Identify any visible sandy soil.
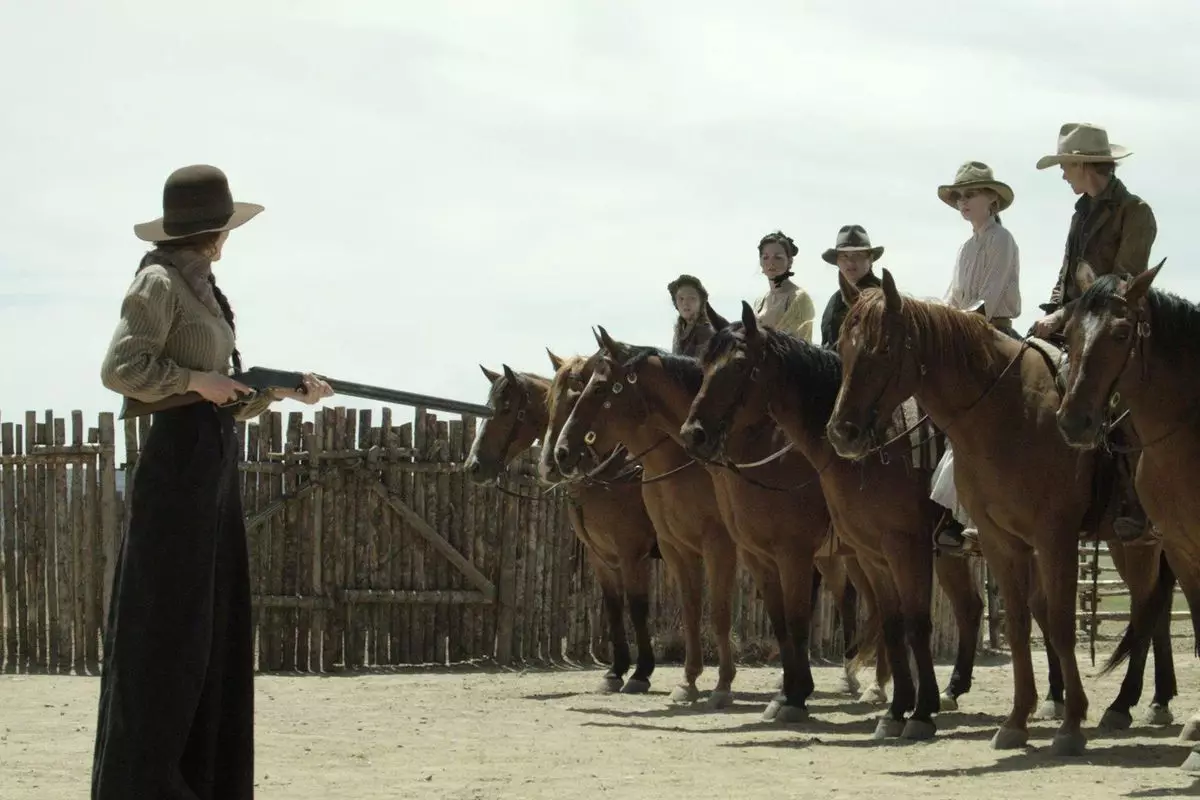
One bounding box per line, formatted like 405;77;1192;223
3;648;1199;800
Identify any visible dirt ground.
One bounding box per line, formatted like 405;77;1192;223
3;647;1200;800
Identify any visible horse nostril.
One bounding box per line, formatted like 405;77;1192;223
554;445;571;465
835;422;861;443
465;459;479;474
690;426;708;447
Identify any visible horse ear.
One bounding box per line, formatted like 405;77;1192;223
1075;260;1098;294
502;364;517;383
480;364;501;384
881;268;903;314
545;348;565;371
740;300;760;340
1122;257;1166;308
838;270;861;307
596;325;624;360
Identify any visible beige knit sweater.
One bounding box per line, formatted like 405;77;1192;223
100;263;274;420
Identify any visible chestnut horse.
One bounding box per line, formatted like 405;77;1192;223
1054;263;1200;771
680;302;985;741
824;268;1125;756
544;347;741;708
552;328;891;721
463;363;660;693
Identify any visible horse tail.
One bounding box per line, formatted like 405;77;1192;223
1100;548;1176;676
846;608;883;676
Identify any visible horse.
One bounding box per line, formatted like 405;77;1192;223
1054;263;1200;771
548;339;742;709
823;267;1131;755
679;301;987;741
555;327;896;721
463;362;661;693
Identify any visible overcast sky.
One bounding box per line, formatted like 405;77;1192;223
2;1;1197;452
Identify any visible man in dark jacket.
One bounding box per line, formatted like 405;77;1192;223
1030;122;1157;543
819;224;884;349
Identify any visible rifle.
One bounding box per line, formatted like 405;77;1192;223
118;366;494;420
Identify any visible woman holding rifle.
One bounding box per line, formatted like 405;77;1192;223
92;164;333;800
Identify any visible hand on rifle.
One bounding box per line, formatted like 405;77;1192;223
188;371;252;405
275;373;335;405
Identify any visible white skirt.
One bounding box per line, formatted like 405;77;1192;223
930;443;971;526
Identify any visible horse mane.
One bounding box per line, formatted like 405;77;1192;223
1078;273;1200;365
546;352;599;423
703;321;843;435
616;344;705;395
846;286;1001;374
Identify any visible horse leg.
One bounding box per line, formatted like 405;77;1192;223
861;565;914;739
777;547;817;722
1098;539;1166;730
1147;583;1178;725
660;540;705;705
979;532;1038;750
837;565;863;696
887;537;939;740
932;553;983;710
1035;534;1090;756
845;555;889;704
1028;568;1066;721
621;554;655;694
702;532;739;710
745;553;797;722
591;561;631;693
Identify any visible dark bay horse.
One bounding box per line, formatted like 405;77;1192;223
824;268;1124;756
554;327;890;721
1054;263;1200;771
548;339;742;710
463;363;660;693
679;302;985;741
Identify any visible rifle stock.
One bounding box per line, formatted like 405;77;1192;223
118;367;494;420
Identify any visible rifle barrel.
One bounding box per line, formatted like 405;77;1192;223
322;378;493;418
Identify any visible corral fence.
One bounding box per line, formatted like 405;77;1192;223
0;403;1062;677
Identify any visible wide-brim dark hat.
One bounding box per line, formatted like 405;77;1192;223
667;274;710;303
821;224;884;265
133;164;264;242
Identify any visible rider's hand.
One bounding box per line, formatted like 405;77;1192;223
1032;309;1064;339
276;373;335;405
187;370;252;404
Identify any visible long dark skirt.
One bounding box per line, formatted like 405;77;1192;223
91;404;254;800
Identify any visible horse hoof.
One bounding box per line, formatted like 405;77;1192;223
762;693;786;721
938;692;959;713
774;704;810;724
598;675;624;694
860;686;888;705
1050;730;1087;757
872;717;905;740
1181;746;1200;774
1033;700;1065;721
1145;703;1175;726
706;689;734;710
669;684;700;704
990;726;1029;750
902;718;937;740
1098;708;1132;732
1180;719;1200;742
621;678;651;695
838;674;862;696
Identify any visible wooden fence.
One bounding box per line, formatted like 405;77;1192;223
3;405;997;676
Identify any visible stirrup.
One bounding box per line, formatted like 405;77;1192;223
1112;515;1149;543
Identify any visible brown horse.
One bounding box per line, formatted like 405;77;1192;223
824;268;1116;755
540;348;890;709
463;363;660;693
549;339;743;709
1054;264;1200;770
555;327;895;721
680;302;986;741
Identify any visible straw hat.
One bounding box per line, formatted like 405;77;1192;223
936;161;1014;212
1035;123;1131;170
821;224;884;265
134;164;264;242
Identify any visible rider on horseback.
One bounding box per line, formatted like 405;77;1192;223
819;225;884;350
667;274;728;358
928;161;1022;555
1028;123;1158;543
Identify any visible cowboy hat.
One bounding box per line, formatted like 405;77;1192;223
133;164;264;242
1035;122;1131;170
821;224;884;265
936;161;1014;212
